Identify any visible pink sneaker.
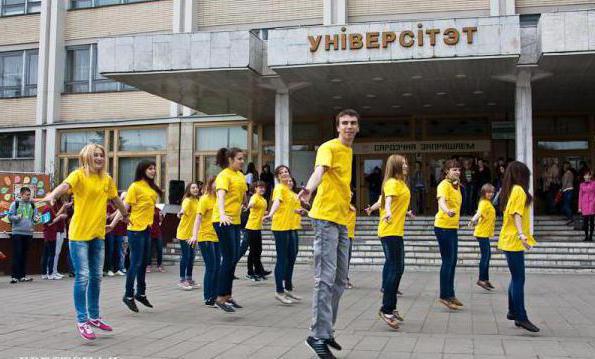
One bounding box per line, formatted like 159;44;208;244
157;266;166;273
88;318;113;332
77;322;96;340
146;266;152;273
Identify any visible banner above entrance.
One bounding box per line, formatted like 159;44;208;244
353;140;491;155
268;16;520;67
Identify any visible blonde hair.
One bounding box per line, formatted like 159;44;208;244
78;143;106;176
380;154;408;207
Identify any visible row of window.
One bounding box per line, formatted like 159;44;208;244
0;0;152;16
0;132;34;159
0;45;132;99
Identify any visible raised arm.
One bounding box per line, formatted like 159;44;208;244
298;165;327;203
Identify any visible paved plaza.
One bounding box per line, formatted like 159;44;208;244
1;266;595;359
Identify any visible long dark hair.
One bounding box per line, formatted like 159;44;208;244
134;160;163;196
499;161;532;212
246;162;258;177
215;147;243;169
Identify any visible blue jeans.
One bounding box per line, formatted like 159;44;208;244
273;231;291;293
477;237;491;281
69;239;104;323
198;241;220;301
562;190;574;220
505;251;528;321
150;236;164;266
380;236;404;314
179;240;196;281
435;227;458;300
41;240;56;275
106;233;124;272
214;223;240;297
285;230;299;291
125;229;151;298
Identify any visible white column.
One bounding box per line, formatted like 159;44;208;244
44;127;57;179
490;0;515;16
34;129;45;172
323;0;347;25
274;91;292;169
515;69;533;227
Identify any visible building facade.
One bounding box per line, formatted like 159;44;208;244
1;0;594;213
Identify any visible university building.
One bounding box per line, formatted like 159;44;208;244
1;0;595;213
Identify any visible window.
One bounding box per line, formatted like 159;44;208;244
425;117;489;137
0;0;41;16
118;128;166;151
70;0;151;9
60;130;105;153
117;156;154;191
65;44;134;93
0;132;34;159
0;50;37;98
195;126;248;151
537;141;589;151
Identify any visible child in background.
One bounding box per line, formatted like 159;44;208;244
148;206;165;273
578;170;595;242
8;187;38;283
469;183;497;291
176;182;201;290
106;199;127;276
41;203;67;280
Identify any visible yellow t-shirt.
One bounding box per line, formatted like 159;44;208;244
271;184;295;232
212;168;247;225
245;193;267;230
309;139;353;226
378;178;411;238
434;179;462;229
290;191;303;230
125;180;158;232
176;197;199;240
64;169;118;241
498;185;537;252
474;199;496;238
197;194;218;242
347;209;356;239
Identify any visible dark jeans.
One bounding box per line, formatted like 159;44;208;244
214;223;240;297
562;190;574;220
150;236;163;267
179;240;196;281
106;233;124;272
273;230;293;293
380;236;405;314
435;227;458;300
11;234;31;279
198;241;220;301
41;240;56;276
125;229;151;298
285;230;299;291
477;237;491;281
583;215;595;240
246;229;265;276
505;251;528;321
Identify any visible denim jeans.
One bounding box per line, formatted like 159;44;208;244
477;237;491;281
273;230;291;293
246;229;265;276
11;234;31;279
505;251;528;321
69;239;104;323
562;190;574;220
380;236;405;314
214;223;240;297
435;227;458;300
179;240;196;281
125;229;151;298
198;241;220;301
106;233;124;272
53;232;65;274
41;240;56;275
150;236;164;266
285;230;299;291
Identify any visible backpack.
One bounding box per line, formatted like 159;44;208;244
14;201;34;219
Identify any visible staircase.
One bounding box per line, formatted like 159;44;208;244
163;216;595;272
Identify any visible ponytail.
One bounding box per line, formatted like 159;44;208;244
215;147;244;169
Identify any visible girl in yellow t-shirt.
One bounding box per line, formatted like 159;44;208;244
263;166;303;305
468;183;496;291
176;182;201;290
497;161;539;333
43;144;128;340
189;177;219;307
287;177;307;297
244;181;270;280
115;160;161;313
434;159;463;311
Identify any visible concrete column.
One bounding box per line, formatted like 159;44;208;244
515;69;533;227
44;127;57;180
490;0;515;16
274;91;292;169
46;0;65;126
323;0;347;25
34;129;45;172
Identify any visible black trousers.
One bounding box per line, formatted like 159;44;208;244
246;229;265;276
584;215;595;240
11;234;32;279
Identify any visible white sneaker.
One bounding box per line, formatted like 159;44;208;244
54;272;64;278
41;274;48;280
115;270;125;276
177;281;193;291
284;290;302;301
107;271;115;277
49;274;63;280
275;292;293;305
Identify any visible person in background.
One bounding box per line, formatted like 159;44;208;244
8;187;39;284
561;161;575;224
41;202;67;280
260;164;275;202
410;161;425;215
244;181;270;280
469;183;497;291
106;199;127;277
147;206;165;273
578;161;590;184
176;182;201;290
578;170;595;242
461;159;478;215
52;197;71;278
245;162;259;187
365;166;382;206
477;159;492;194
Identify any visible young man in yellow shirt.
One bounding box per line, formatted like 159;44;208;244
299;109;359;359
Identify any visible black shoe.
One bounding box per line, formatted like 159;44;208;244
226;298;243;309
262;270;272;276
507;312;516;321
515;320;540;332
215;301;235;313
123;297;139;312
258;274;268;280
205;298;216;307
584;238;593;242
9;278;17;284
305;336;336;359
325;338;342;351
135;295;153;308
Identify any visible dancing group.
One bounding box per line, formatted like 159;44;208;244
41;109;539;358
